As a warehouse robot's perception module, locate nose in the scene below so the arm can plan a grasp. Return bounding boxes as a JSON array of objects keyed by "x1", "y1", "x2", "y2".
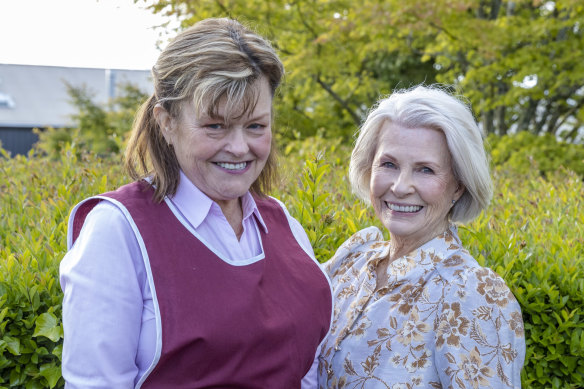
[
  {"x1": 391, "y1": 170, "x2": 414, "y2": 197},
  {"x1": 225, "y1": 128, "x2": 249, "y2": 157}
]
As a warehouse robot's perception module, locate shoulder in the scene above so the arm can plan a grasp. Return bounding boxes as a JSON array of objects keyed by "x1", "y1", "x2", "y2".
[
  {"x1": 252, "y1": 195, "x2": 291, "y2": 223},
  {"x1": 62, "y1": 199, "x2": 145, "y2": 288},
  {"x1": 323, "y1": 226, "x2": 387, "y2": 280},
  {"x1": 439, "y1": 257, "x2": 523, "y2": 336},
  {"x1": 265, "y1": 195, "x2": 290, "y2": 215},
  {"x1": 68, "y1": 195, "x2": 137, "y2": 249},
  {"x1": 262, "y1": 196, "x2": 305, "y2": 235},
  {"x1": 424, "y1": 228, "x2": 486, "y2": 289},
  {"x1": 71, "y1": 200, "x2": 134, "y2": 239},
  {"x1": 264, "y1": 196, "x2": 316, "y2": 260},
  {"x1": 435, "y1": 261, "x2": 525, "y2": 386},
  {"x1": 452, "y1": 264, "x2": 521, "y2": 313}
]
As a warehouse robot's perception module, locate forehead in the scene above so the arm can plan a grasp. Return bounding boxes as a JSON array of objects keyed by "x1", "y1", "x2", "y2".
[
  {"x1": 376, "y1": 122, "x2": 451, "y2": 161},
  {"x1": 194, "y1": 76, "x2": 273, "y2": 121}
]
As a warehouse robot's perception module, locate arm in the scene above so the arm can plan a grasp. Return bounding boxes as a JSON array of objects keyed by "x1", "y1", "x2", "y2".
[
  {"x1": 434, "y1": 267, "x2": 526, "y2": 388},
  {"x1": 60, "y1": 201, "x2": 146, "y2": 388},
  {"x1": 300, "y1": 348, "x2": 321, "y2": 389}
]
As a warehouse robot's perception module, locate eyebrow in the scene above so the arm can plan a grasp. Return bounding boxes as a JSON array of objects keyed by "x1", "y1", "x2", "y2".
[
  {"x1": 377, "y1": 152, "x2": 442, "y2": 166},
  {"x1": 243, "y1": 111, "x2": 271, "y2": 122},
  {"x1": 206, "y1": 110, "x2": 271, "y2": 122}
]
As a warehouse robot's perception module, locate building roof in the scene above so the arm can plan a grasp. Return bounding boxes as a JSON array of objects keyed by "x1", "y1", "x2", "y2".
[{"x1": 0, "y1": 63, "x2": 153, "y2": 128}]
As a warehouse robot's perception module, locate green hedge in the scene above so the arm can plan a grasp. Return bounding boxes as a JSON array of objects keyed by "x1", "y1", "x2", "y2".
[
  {"x1": 0, "y1": 147, "x2": 126, "y2": 388},
  {"x1": 1, "y1": 134, "x2": 583, "y2": 388},
  {"x1": 488, "y1": 131, "x2": 584, "y2": 178}
]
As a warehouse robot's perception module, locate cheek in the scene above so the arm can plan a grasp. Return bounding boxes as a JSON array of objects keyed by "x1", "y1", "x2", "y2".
[
  {"x1": 259, "y1": 132, "x2": 272, "y2": 157},
  {"x1": 369, "y1": 170, "x2": 388, "y2": 198},
  {"x1": 369, "y1": 172, "x2": 384, "y2": 212},
  {"x1": 422, "y1": 178, "x2": 454, "y2": 211}
]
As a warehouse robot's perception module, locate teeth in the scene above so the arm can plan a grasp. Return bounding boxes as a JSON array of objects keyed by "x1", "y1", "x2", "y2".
[
  {"x1": 217, "y1": 162, "x2": 247, "y2": 170},
  {"x1": 386, "y1": 203, "x2": 422, "y2": 213}
]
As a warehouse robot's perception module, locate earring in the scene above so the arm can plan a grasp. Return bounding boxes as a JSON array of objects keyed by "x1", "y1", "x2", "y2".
[{"x1": 452, "y1": 200, "x2": 456, "y2": 204}]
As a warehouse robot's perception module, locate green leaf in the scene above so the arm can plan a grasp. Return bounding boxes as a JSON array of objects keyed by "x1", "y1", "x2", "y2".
[
  {"x1": 3, "y1": 336, "x2": 21, "y2": 356},
  {"x1": 33, "y1": 313, "x2": 62, "y2": 342},
  {"x1": 39, "y1": 363, "x2": 62, "y2": 389}
]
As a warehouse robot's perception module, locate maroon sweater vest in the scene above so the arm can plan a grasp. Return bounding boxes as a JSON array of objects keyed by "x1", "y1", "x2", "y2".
[{"x1": 71, "y1": 181, "x2": 332, "y2": 388}]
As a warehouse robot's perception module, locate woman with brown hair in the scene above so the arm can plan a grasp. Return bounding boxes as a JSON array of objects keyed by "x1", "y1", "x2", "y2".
[{"x1": 60, "y1": 18, "x2": 331, "y2": 388}]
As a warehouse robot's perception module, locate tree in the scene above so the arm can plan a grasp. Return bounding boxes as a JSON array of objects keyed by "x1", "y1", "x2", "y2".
[
  {"x1": 139, "y1": 0, "x2": 584, "y2": 141},
  {"x1": 35, "y1": 83, "x2": 148, "y2": 156},
  {"x1": 398, "y1": 0, "x2": 584, "y2": 140},
  {"x1": 139, "y1": 0, "x2": 436, "y2": 139}
]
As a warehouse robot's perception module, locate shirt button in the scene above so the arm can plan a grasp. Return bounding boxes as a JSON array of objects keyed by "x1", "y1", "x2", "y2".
[
  {"x1": 327, "y1": 368, "x2": 333, "y2": 374},
  {"x1": 334, "y1": 345, "x2": 341, "y2": 351}
]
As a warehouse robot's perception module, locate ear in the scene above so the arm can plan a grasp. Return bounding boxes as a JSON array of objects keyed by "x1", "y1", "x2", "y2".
[
  {"x1": 453, "y1": 182, "x2": 466, "y2": 201},
  {"x1": 153, "y1": 103, "x2": 173, "y2": 145}
]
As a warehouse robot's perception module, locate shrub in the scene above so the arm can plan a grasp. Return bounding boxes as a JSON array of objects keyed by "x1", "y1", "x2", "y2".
[
  {"x1": 460, "y1": 167, "x2": 584, "y2": 388},
  {"x1": 0, "y1": 145, "x2": 126, "y2": 388},
  {"x1": 488, "y1": 131, "x2": 584, "y2": 178},
  {"x1": 1, "y1": 135, "x2": 583, "y2": 387}
]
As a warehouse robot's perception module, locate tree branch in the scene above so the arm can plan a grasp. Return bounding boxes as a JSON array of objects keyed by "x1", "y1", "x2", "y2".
[{"x1": 315, "y1": 75, "x2": 361, "y2": 126}]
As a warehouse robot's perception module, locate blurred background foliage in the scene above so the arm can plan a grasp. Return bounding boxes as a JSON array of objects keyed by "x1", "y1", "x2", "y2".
[
  {"x1": 139, "y1": 0, "x2": 584, "y2": 142},
  {"x1": 37, "y1": 0, "x2": 584, "y2": 156}
]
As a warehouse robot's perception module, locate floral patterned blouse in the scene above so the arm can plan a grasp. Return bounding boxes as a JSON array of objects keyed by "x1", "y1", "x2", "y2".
[{"x1": 318, "y1": 225, "x2": 525, "y2": 389}]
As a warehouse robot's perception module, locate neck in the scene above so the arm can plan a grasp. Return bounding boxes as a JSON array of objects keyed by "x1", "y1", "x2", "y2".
[
  {"x1": 388, "y1": 223, "x2": 451, "y2": 261},
  {"x1": 217, "y1": 198, "x2": 244, "y2": 240}
]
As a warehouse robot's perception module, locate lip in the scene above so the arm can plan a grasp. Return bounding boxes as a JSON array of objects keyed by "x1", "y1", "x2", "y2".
[
  {"x1": 214, "y1": 161, "x2": 252, "y2": 174},
  {"x1": 385, "y1": 201, "x2": 423, "y2": 213}
]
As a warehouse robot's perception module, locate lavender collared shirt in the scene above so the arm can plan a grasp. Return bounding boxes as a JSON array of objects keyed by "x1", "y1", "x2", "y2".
[{"x1": 60, "y1": 171, "x2": 324, "y2": 388}]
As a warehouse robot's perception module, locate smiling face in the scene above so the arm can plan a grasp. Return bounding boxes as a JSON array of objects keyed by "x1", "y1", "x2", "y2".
[
  {"x1": 158, "y1": 77, "x2": 272, "y2": 210},
  {"x1": 370, "y1": 122, "x2": 464, "y2": 254}
]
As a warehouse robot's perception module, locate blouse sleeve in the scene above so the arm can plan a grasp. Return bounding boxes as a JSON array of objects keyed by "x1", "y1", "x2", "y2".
[
  {"x1": 434, "y1": 266, "x2": 526, "y2": 389},
  {"x1": 60, "y1": 201, "x2": 146, "y2": 388},
  {"x1": 323, "y1": 226, "x2": 384, "y2": 279}
]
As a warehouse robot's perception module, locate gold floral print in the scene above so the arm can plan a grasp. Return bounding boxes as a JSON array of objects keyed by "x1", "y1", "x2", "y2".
[
  {"x1": 436, "y1": 302, "x2": 470, "y2": 349},
  {"x1": 396, "y1": 308, "x2": 430, "y2": 346},
  {"x1": 389, "y1": 283, "x2": 425, "y2": 315},
  {"x1": 318, "y1": 226, "x2": 525, "y2": 389},
  {"x1": 475, "y1": 268, "x2": 512, "y2": 308},
  {"x1": 508, "y1": 311, "x2": 525, "y2": 337},
  {"x1": 456, "y1": 346, "x2": 495, "y2": 389}
]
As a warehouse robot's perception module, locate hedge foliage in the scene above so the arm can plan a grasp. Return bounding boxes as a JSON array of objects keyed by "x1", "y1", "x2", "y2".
[
  {"x1": 1, "y1": 134, "x2": 583, "y2": 388},
  {"x1": 488, "y1": 131, "x2": 584, "y2": 178}
]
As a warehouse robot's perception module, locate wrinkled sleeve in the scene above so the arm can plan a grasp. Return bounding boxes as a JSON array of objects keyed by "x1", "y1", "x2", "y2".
[
  {"x1": 434, "y1": 266, "x2": 526, "y2": 389},
  {"x1": 323, "y1": 226, "x2": 383, "y2": 280},
  {"x1": 60, "y1": 201, "x2": 144, "y2": 389}
]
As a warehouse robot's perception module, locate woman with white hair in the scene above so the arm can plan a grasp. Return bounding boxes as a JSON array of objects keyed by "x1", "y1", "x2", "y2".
[{"x1": 318, "y1": 85, "x2": 525, "y2": 388}]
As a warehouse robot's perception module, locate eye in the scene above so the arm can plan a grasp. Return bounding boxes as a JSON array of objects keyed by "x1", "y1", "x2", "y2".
[
  {"x1": 248, "y1": 123, "x2": 267, "y2": 130},
  {"x1": 382, "y1": 161, "x2": 397, "y2": 169},
  {"x1": 205, "y1": 123, "x2": 223, "y2": 130},
  {"x1": 420, "y1": 166, "x2": 434, "y2": 174}
]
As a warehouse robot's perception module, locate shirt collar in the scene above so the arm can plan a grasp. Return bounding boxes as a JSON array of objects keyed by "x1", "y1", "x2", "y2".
[
  {"x1": 241, "y1": 191, "x2": 268, "y2": 234},
  {"x1": 170, "y1": 170, "x2": 268, "y2": 233}
]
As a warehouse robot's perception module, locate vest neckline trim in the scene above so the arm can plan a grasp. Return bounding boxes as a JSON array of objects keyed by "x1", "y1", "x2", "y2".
[{"x1": 163, "y1": 196, "x2": 266, "y2": 266}]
